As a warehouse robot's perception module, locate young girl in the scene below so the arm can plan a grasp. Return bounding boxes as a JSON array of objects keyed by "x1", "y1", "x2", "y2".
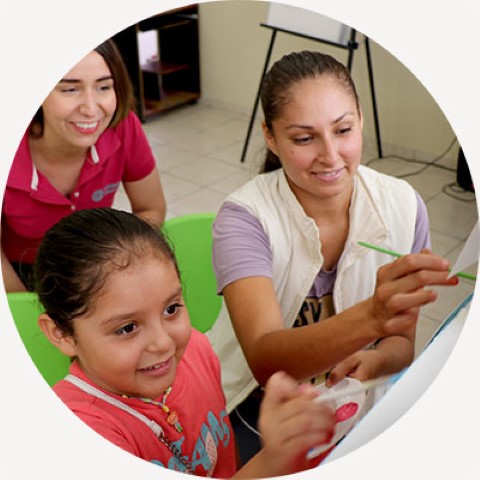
[
  {"x1": 208, "y1": 50, "x2": 459, "y2": 463},
  {"x1": 2, "y1": 39, "x2": 166, "y2": 292},
  {"x1": 34, "y1": 207, "x2": 336, "y2": 478}
]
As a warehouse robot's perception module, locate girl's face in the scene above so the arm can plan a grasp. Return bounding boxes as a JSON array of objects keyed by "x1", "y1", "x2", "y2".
[
  {"x1": 63, "y1": 257, "x2": 192, "y2": 399},
  {"x1": 40, "y1": 51, "x2": 117, "y2": 150},
  {"x1": 263, "y1": 76, "x2": 363, "y2": 205}
]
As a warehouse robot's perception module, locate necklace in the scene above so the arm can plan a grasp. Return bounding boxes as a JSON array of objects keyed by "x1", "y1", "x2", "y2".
[
  {"x1": 124, "y1": 386, "x2": 183, "y2": 433},
  {"x1": 66, "y1": 375, "x2": 193, "y2": 474},
  {"x1": 158, "y1": 433, "x2": 193, "y2": 474}
]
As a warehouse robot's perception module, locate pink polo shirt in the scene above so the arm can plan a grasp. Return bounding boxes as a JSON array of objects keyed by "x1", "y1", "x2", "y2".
[{"x1": 2, "y1": 111, "x2": 156, "y2": 264}]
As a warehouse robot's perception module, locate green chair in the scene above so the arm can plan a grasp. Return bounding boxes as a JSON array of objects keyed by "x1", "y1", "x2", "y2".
[
  {"x1": 162, "y1": 212, "x2": 222, "y2": 333},
  {"x1": 7, "y1": 291, "x2": 70, "y2": 387},
  {"x1": 7, "y1": 212, "x2": 220, "y2": 385}
]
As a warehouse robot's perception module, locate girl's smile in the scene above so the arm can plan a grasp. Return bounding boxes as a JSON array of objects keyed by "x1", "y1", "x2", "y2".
[{"x1": 137, "y1": 357, "x2": 174, "y2": 376}]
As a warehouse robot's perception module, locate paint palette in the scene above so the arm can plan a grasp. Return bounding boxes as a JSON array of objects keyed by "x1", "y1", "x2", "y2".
[{"x1": 306, "y1": 377, "x2": 368, "y2": 460}]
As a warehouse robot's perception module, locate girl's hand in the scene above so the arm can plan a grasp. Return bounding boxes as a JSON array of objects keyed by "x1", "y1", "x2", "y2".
[{"x1": 257, "y1": 371, "x2": 336, "y2": 476}]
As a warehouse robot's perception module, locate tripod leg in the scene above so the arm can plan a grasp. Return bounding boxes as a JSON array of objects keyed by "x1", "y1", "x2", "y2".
[
  {"x1": 365, "y1": 36, "x2": 383, "y2": 158},
  {"x1": 240, "y1": 29, "x2": 277, "y2": 163}
]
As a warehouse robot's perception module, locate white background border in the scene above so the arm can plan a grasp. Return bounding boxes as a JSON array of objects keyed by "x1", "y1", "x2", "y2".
[{"x1": 1, "y1": 1, "x2": 479, "y2": 479}]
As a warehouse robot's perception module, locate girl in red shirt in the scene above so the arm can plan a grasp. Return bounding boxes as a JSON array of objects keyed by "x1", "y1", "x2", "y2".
[{"x1": 35, "y1": 207, "x2": 336, "y2": 477}]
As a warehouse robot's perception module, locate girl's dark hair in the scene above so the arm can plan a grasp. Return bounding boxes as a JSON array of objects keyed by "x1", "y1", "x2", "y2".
[
  {"x1": 259, "y1": 50, "x2": 360, "y2": 173},
  {"x1": 31, "y1": 38, "x2": 134, "y2": 137},
  {"x1": 33, "y1": 208, "x2": 177, "y2": 336}
]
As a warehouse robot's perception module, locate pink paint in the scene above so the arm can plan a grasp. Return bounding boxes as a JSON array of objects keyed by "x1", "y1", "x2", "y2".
[{"x1": 335, "y1": 402, "x2": 359, "y2": 422}]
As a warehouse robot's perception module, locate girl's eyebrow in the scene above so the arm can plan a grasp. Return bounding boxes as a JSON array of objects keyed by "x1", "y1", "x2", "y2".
[
  {"x1": 100, "y1": 312, "x2": 139, "y2": 327},
  {"x1": 99, "y1": 287, "x2": 184, "y2": 327},
  {"x1": 164, "y1": 287, "x2": 183, "y2": 304},
  {"x1": 59, "y1": 75, "x2": 113, "y2": 84}
]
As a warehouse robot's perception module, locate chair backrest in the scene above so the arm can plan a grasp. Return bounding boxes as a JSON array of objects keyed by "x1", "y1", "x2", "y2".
[
  {"x1": 162, "y1": 212, "x2": 222, "y2": 333},
  {"x1": 7, "y1": 291, "x2": 70, "y2": 387},
  {"x1": 7, "y1": 212, "x2": 220, "y2": 384}
]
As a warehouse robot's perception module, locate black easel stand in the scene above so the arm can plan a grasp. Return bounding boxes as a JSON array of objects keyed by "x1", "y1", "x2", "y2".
[
  {"x1": 240, "y1": 25, "x2": 383, "y2": 162},
  {"x1": 364, "y1": 36, "x2": 383, "y2": 158}
]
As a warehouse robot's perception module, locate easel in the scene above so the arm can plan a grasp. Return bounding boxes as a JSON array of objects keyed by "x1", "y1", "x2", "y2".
[{"x1": 240, "y1": 23, "x2": 383, "y2": 163}]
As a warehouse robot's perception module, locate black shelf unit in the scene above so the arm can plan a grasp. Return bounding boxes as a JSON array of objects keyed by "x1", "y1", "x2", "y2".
[{"x1": 113, "y1": 5, "x2": 201, "y2": 122}]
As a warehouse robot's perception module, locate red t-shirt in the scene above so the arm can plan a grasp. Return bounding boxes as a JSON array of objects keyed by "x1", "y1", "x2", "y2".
[
  {"x1": 53, "y1": 329, "x2": 236, "y2": 478},
  {"x1": 2, "y1": 111, "x2": 155, "y2": 264}
]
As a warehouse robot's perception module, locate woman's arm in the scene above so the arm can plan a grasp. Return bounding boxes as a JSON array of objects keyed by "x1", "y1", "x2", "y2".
[
  {"x1": 1, "y1": 247, "x2": 27, "y2": 292},
  {"x1": 223, "y1": 252, "x2": 458, "y2": 386},
  {"x1": 123, "y1": 168, "x2": 166, "y2": 229},
  {"x1": 306, "y1": 196, "x2": 432, "y2": 386},
  {"x1": 224, "y1": 276, "x2": 377, "y2": 384}
]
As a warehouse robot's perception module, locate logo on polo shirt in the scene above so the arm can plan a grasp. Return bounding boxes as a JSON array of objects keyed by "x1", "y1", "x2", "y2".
[{"x1": 92, "y1": 182, "x2": 121, "y2": 202}]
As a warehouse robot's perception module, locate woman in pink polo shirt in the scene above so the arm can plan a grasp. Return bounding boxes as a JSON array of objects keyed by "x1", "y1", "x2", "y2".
[{"x1": 2, "y1": 39, "x2": 166, "y2": 292}]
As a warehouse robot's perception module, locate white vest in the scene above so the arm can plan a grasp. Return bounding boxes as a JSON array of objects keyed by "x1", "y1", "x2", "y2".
[{"x1": 207, "y1": 165, "x2": 417, "y2": 412}]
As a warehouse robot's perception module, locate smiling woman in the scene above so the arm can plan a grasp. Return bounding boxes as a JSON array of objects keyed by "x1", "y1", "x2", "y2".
[
  {"x1": 38, "y1": 52, "x2": 117, "y2": 145},
  {"x1": 207, "y1": 50, "x2": 460, "y2": 466},
  {"x1": 1, "y1": 39, "x2": 167, "y2": 293}
]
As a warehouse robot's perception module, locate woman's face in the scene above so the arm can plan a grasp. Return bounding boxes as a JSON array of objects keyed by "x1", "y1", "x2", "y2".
[
  {"x1": 263, "y1": 75, "x2": 363, "y2": 205},
  {"x1": 62, "y1": 257, "x2": 192, "y2": 399},
  {"x1": 40, "y1": 51, "x2": 117, "y2": 150}
]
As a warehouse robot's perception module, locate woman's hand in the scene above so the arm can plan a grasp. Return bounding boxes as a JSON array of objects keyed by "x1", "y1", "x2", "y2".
[
  {"x1": 124, "y1": 169, "x2": 166, "y2": 229},
  {"x1": 367, "y1": 250, "x2": 458, "y2": 337},
  {"x1": 1, "y1": 247, "x2": 27, "y2": 292},
  {"x1": 326, "y1": 333, "x2": 416, "y2": 387},
  {"x1": 326, "y1": 349, "x2": 380, "y2": 387}
]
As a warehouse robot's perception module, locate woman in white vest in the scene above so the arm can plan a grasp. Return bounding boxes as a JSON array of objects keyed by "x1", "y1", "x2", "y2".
[{"x1": 208, "y1": 50, "x2": 458, "y2": 464}]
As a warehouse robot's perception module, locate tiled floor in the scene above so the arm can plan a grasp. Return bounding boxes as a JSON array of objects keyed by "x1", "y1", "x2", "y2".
[{"x1": 113, "y1": 101, "x2": 478, "y2": 358}]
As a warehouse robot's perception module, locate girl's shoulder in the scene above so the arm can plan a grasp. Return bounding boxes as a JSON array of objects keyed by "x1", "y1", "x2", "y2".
[
  {"x1": 180, "y1": 328, "x2": 222, "y2": 381},
  {"x1": 184, "y1": 328, "x2": 216, "y2": 359},
  {"x1": 53, "y1": 376, "x2": 143, "y2": 456}
]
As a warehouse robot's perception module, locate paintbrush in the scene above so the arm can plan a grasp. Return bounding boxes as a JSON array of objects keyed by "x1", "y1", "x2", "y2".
[{"x1": 358, "y1": 241, "x2": 476, "y2": 281}]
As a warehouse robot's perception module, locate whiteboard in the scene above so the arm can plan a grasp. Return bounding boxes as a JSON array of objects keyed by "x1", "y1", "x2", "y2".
[
  {"x1": 265, "y1": 3, "x2": 352, "y2": 46},
  {"x1": 325, "y1": 294, "x2": 472, "y2": 463}
]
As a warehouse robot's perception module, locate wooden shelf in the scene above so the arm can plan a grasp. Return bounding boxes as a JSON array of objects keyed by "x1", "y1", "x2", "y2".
[
  {"x1": 141, "y1": 60, "x2": 190, "y2": 76},
  {"x1": 112, "y1": 5, "x2": 200, "y2": 122},
  {"x1": 144, "y1": 91, "x2": 200, "y2": 118}
]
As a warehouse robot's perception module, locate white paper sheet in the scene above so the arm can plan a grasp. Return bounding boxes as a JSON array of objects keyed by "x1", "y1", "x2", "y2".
[{"x1": 448, "y1": 221, "x2": 479, "y2": 278}]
